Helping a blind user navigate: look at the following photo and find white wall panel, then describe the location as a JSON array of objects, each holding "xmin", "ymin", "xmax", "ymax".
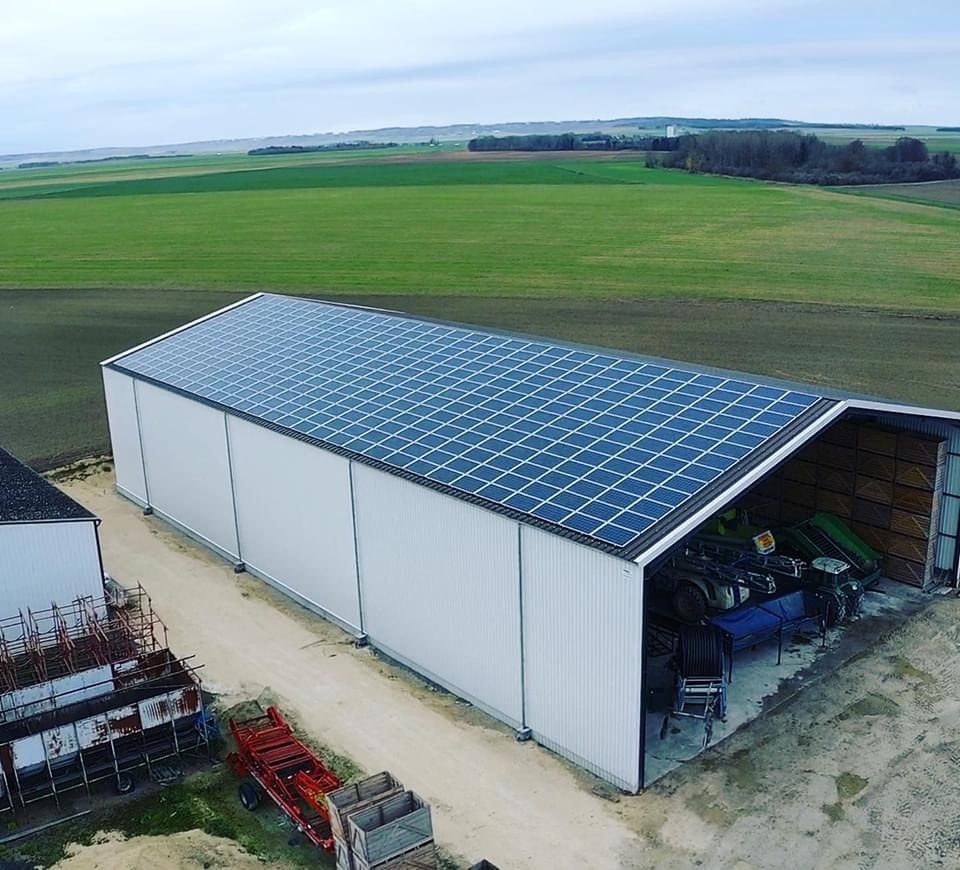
[
  {"xmin": 101, "ymin": 368, "xmax": 146, "ymax": 505},
  {"xmin": 521, "ymin": 527, "xmax": 642, "ymax": 791},
  {"xmin": 228, "ymin": 418, "xmax": 361, "ymax": 631},
  {"xmin": 353, "ymin": 464, "xmax": 523, "ymax": 726},
  {"xmin": 0, "ymin": 521, "xmax": 103, "ymax": 620},
  {"xmin": 136, "ymin": 383, "xmax": 238, "ymax": 558}
]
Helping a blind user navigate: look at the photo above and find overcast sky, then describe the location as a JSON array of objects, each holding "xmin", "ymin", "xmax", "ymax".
[{"xmin": 3, "ymin": 0, "xmax": 958, "ymax": 154}]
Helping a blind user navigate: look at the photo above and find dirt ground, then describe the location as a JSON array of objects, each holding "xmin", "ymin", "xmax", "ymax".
[
  {"xmin": 51, "ymin": 830, "xmax": 267, "ymax": 869},
  {"xmin": 62, "ymin": 470, "xmax": 960, "ymax": 869}
]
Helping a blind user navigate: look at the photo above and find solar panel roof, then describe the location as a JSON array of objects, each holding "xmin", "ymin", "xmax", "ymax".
[{"xmin": 109, "ymin": 294, "xmax": 830, "ymax": 555}]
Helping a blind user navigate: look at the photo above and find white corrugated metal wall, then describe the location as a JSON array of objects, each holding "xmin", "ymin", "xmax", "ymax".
[
  {"xmin": 135, "ymin": 382, "xmax": 239, "ymax": 560},
  {"xmin": 100, "ymin": 368, "xmax": 147, "ymax": 505},
  {"xmin": 353, "ymin": 464, "xmax": 524, "ymax": 726},
  {"xmin": 0, "ymin": 521, "xmax": 104, "ymax": 620},
  {"xmin": 103, "ymin": 374, "xmax": 647, "ymax": 788},
  {"xmin": 227, "ymin": 417, "xmax": 362, "ymax": 632},
  {"xmin": 521, "ymin": 526, "xmax": 643, "ymax": 791}
]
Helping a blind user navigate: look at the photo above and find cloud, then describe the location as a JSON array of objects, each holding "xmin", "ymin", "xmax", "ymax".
[{"xmin": 2, "ymin": 0, "xmax": 957, "ymax": 153}]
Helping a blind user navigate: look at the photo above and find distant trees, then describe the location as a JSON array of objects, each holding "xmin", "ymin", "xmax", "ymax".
[
  {"xmin": 659, "ymin": 132, "xmax": 960, "ymax": 185},
  {"xmin": 248, "ymin": 141, "xmax": 398, "ymax": 156},
  {"xmin": 467, "ymin": 133, "xmax": 680, "ymax": 153}
]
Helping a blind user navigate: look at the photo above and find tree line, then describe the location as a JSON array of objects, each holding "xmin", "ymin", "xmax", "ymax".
[
  {"xmin": 248, "ymin": 141, "xmax": 398, "ymax": 156},
  {"xmin": 656, "ymin": 131, "xmax": 959, "ymax": 185},
  {"xmin": 467, "ymin": 133, "xmax": 680, "ymax": 152}
]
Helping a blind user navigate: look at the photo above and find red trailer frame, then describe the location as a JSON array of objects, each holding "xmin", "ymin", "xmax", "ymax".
[{"xmin": 227, "ymin": 705, "xmax": 342, "ymax": 851}]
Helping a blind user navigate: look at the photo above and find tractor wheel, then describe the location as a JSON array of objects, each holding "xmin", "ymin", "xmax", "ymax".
[
  {"xmin": 673, "ymin": 582, "xmax": 708, "ymax": 624},
  {"xmin": 239, "ymin": 781, "xmax": 261, "ymax": 811},
  {"xmin": 115, "ymin": 771, "xmax": 137, "ymax": 795}
]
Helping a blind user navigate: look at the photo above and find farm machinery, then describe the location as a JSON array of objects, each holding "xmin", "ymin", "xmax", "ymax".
[
  {"xmin": 227, "ymin": 705, "xmax": 342, "ymax": 852},
  {"xmin": 653, "ymin": 522, "xmax": 785, "ymax": 623}
]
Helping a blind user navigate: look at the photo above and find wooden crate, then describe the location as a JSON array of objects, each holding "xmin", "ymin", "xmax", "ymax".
[
  {"xmin": 782, "ymin": 479, "xmax": 816, "ymax": 510},
  {"xmin": 893, "ymin": 484, "xmax": 934, "ymax": 515},
  {"xmin": 348, "ymin": 791, "xmax": 433, "ymax": 868},
  {"xmin": 355, "ymin": 842, "xmax": 438, "ymax": 870},
  {"xmin": 851, "ymin": 522, "xmax": 889, "ymax": 555},
  {"xmin": 858, "ymin": 426, "xmax": 898, "ymax": 457},
  {"xmin": 885, "ymin": 556, "xmax": 927, "ymax": 588},
  {"xmin": 337, "ymin": 838, "xmax": 354, "ymax": 870},
  {"xmin": 886, "ymin": 533, "xmax": 930, "ymax": 564},
  {"xmin": 816, "ymin": 489, "xmax": 853, "ymax": 518},
  {"xmin": 894, "ymin": 460, "xmax": 938, "ymax": 492},
  {"xmin": 889, "ymin": 509, "xmax": 931, "ymax": 541},
  {"xmin": 818, "ymin": 442, "xmax": 856, "ymax": 471},
  {"xmin": 820, "ymin": 420, "xmax": 858, "ymax": 447},
  {"xmin": 818, "ymin": 468, "xmax": 855, "ymax": 495},
  {"xmin": 780, "ymin": 501, "xmax": 814, "ymax": 524},
  {"xmin": 856, "ymin": 451, "xmax": 896, "ymax": 481},
  {"xmin": 897, "ymin": 432, "xmax": 944, "ymax": 465},
  {"xmin": 328, "ymin": 773, "xmax": 405, "ymax": 842},
  {"xmin": 752, "ymin": 474, "xmax": 783, "ymax": 499},
  {"xmin": 854, "ymin": 475, "xmax": 893, "ymax": 506},
  {"xmin": 782, "ymin": 459, "xmax": 818, "ymax": 485},
  {"xmin": 852, "ymin": 498, "xmax": 891, "ymax": 529}
]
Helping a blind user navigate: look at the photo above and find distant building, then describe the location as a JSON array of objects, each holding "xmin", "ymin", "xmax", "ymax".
[
  {"xmin": 666, "ymin": 125, "xmax": 679, "ymax": 138},
  {"xmin": 0, "ymin": 446, "xmax": 105, "ymax": 619}
]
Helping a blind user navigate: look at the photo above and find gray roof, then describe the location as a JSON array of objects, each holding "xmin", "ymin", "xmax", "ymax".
[{"xmin": 0, "ymin": 447, "xmax": 95, "ymax": 524}]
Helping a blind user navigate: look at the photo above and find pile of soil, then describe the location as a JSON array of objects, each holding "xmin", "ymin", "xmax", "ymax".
[{"xmin": 52, "ymin": 830, "xmax": 277, "ymax": 869}]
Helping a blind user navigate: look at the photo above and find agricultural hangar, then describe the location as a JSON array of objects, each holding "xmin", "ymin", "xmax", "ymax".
[
  {"xmin": 101, "ymin": 294, "xmax": 960, "ymax": 791},
  {"xmin": 0, "ymin": 447, "xmax": 106, "ymax": 619}
]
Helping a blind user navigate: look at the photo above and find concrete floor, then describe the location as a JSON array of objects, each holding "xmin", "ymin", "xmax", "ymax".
[{"xmin": 643, "ymin": 579, "xmax": 929, "ymax": 785}]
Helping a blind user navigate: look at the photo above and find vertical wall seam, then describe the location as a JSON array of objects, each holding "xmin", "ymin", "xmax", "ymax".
[
  {"xmin": 518, "ymin": 523, "xmax": 527, "ymax": 729},
  {"xmin": 131, "ymin": 378, "xmax": 151, "ymax": 506},
  {"xmin": 222, "ymin": 414, "xmax": 243, "ymax": 563},
  {"xmin": 348, "ymin": 461, "xmax": 365, "ymax": 633},
  {"xmin": 637, "ymin": 562, "xmax": 647, "ymax": 791}
]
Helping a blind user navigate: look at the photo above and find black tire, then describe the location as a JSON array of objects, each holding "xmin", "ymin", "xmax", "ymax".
[
  {"xmin": 673, "ymin": 582, "xmax": 708, "ymax": 624},
  {"xmin": 239, "ymin": 781, "xmax": 261, "ymax": 811},
  {"xmin": 115, "ymin": 771, "xmax": 137, "ymax": 795}
]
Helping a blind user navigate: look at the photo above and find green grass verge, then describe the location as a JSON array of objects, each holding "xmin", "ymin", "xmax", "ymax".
[{"xmin": 1, "ymin": 767, "xmax": 326, "ymax": 869}]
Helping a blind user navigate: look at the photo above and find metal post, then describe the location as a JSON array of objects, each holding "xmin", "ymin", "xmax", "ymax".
[
  {"xmin": 348, "ymin": 462, "xmax": 367, "ymax": 644},
  {"xmin": 638, "ymin": 564, "xmax": 648, "ymax": 791},
  {"xmin": 516, "ymin": 524, "xmax": 530, "ymax": 741},
  {"xmin": 223, "ymin": 414, "xmax": 245, "ymax": 573},
  {"xmin": 131, "ymin": 379, "xmax": 153, "ymax": 513}
]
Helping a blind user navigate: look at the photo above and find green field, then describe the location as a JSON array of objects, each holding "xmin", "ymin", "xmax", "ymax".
[
  {"xmin": 1, "ymin": 150, "xmax": 958, "ymax": 467},
  {"xmin": 837, "ymin": 178, "xmax": 960, "ymax": 210}
]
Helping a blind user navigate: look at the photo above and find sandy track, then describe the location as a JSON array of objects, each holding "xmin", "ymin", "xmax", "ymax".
[{"xmin": 64, "ymin": 472, "xmax": 637, "ymax": 869}]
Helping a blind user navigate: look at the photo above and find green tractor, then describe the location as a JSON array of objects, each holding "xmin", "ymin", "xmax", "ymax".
[{"xmin": 807, "ymin": 556, "xmax": 864, "ymax": 625}]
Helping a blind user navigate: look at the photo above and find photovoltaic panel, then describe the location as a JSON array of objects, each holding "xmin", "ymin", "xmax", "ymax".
[{"xmin": 111, "ymin": 295, "xmax": 823, "ymax": 550}]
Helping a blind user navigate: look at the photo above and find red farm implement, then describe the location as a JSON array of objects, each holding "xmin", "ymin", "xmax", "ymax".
[{"xmin": 226, "ymin": 705, "xmax": 342, "ymax": 852}]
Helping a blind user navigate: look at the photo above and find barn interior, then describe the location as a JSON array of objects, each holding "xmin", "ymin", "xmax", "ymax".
[{"xmin": 642, "ymin": 411, "xmax": 960, "ymax": 786}]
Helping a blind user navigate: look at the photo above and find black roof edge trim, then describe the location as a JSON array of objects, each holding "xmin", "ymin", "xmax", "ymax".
[
  {"xmin": 621, "ymin": 397, "xmax": 840, "ymax": 560},
  {"xmin": 107, "ymin": 365, "xmax": 634, "ymax": 560}
]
